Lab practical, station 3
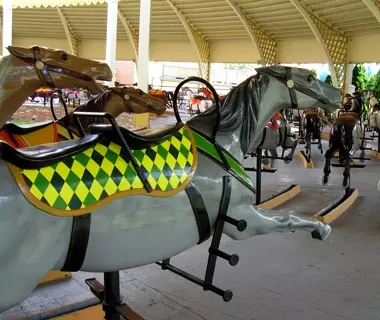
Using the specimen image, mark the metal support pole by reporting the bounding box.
[137,0,152,92]
[106,0,118,85]
[2,0,12,56]
[103,272,122,320]
[255,148,262,205]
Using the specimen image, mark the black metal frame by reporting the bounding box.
[50,89,75,139]
[156,176,247,302]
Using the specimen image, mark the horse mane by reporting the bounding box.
[187,73,270,155]
[59,90,113,129]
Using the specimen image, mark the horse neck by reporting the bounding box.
[0,56,42,127]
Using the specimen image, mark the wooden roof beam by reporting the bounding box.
[166,0,211,80]
[289,0,348,88]
[118,9,139,61]
[225,0,277,65]
[56,6,78,55]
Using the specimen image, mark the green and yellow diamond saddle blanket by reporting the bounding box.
[8,125,197,217]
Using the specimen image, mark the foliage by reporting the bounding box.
[352,64,368,90]
[224,64,255,71]
[367,71,380,98]
[324,74,332,85]
[311,68,318,78]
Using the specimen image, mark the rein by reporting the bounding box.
[11,46,93,88]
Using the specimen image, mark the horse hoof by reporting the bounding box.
[343,177,349,188]
[311,223,331,241]
[322,176,329,186]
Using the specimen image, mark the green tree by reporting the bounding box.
[324,74,332,85]
[367,71,380,98]
[311,68,318,78]
[352,63,368,90]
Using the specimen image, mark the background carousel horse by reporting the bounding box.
[27,87,54,105]
[254,111,298,165]
[323,94,365,187]
[0,86,167,148]
[301,107,330,161]
[148,88,174,109]
[0,66,341,313]
[0,45,113,128]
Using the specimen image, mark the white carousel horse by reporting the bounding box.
[256,112,298,164]
[0,66,341,312]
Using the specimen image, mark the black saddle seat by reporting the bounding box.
[2,121,54,135]
[0,134,101,169]
[89,122,184,149]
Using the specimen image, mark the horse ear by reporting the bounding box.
[6,46,33,59]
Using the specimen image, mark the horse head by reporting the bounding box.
[255,66,341,114]
[110,86,167,116]
[6,45,112,94]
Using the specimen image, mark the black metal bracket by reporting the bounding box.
[72,111,153,193]
[156,176,246,302]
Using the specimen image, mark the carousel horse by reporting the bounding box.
[323,94,365,187]
[0,45,113,129]
[255,111,298,164]
[0,66,341,313]
[149,88,174,109]
[0,86,167,148]
[186,88,214,115]
[301,107,330,161]
[367,96,379,129]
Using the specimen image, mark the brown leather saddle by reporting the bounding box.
[303,110,319,119]
[335,112,359,126]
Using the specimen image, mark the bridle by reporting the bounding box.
[112,87,165,113]
[10,46,94,88]
[261,66,331,107]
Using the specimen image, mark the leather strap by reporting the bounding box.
[11,46,93,88]
[285,67,298,108]
[61,214,91,272]
[185,181,211,244]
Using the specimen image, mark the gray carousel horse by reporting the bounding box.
[0,66,340,313]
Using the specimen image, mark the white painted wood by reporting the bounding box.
[2,0,12,56]
[137,0,152,92]
[106,0,118,84]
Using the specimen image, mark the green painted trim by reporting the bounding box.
[191,130,254,190]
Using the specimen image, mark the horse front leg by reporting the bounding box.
[223,204,331,241]
[322,139,337,185]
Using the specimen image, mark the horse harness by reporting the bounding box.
[11,46,94,88]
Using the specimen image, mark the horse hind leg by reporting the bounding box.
[223,202,331,242]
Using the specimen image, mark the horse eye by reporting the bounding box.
[61,54,69,61]
[307,75,314,82]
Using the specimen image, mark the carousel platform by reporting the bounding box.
[1,125,380,320]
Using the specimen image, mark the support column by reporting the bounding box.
[344,63,355,94]
[105,0,118,85]
[2,0,13,56]
[137,0,152,92]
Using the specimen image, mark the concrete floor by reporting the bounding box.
[2,120,380,320]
